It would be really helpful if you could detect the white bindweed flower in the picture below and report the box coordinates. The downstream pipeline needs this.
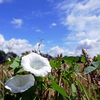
[5,74,35,93]
[21,52,51,77]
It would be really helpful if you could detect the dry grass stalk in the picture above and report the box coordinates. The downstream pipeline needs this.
[82,49,95,83]
[82,49,92,66]
[42,89,55,100]
[82,49,100,99]
[74,80,83,100]
[1,65,4,99]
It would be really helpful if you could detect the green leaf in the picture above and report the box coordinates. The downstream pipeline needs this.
[96,55,100,61]
[74,65,80,72]
[50,58,61,68]
[71,83,76,93]
[14,68,20,75]
[77,72,87,80]
[81,56,86,63]
[5,94,16,100]
[83,96,87,100]
[0,93,3,99]
[84,61,100,74]
[84,66,96,74]
[50,75,69,98]
[17,68,25,73]
[10,61,19,69]
[22,86,37,100]
[74,65,87,80]
[92,61,100,69]
[14,57,21,62]
[50,59,57,68]
[9,57,20,69]
[62,57,73,66]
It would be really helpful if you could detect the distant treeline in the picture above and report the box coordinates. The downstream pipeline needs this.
[0,50,85,64]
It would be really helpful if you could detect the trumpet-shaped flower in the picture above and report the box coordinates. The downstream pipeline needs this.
[21,53,51,77]
[5,74,35,93]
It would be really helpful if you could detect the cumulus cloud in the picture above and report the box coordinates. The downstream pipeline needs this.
[0,0,12,4]
[36,29,42,33]
[0,34,5,50]
[76,32,86,38]
[1,34,99,57]
[0,34,74,57]
[57,0,100,39]
[48,46,74,57]
[11,18,23,28]
[0,34,45,56]
[0,34,5,43]
[48,46,65,56]
[50,23,57,28]
[55,0,100,57]
[0,0,3,3]
[76,39,96,50]
[33,42,45,52]
[75,38,100,57]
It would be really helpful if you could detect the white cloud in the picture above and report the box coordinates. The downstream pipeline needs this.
[0,34,5,50]
[55,0,100,57]
[1,33,99,58]
[50,23,57,28]
[0,34,5,43]
[0,0,12,4]
[11,18,23,28]
[67,31,86,40]
[48,46,78,57]
[76,32,85,38]
[57,0,100,40]
[48,46,68,57]
[76,39,96,50]
[47,40,53,44]
[33,42,45,52]
[75,38,100,57]
[2,38,34,55]
[36,29,42,33]
[0,0,3,3]
[0,34,45,56]
[48,46,65,56]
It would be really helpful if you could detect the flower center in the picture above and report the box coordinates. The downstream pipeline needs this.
[30,60,44,70]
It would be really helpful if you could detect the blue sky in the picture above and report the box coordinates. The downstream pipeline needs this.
[0,0,100,57]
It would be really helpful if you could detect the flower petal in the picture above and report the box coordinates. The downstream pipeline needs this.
[5,74,35,93]
[21,53,51,77]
